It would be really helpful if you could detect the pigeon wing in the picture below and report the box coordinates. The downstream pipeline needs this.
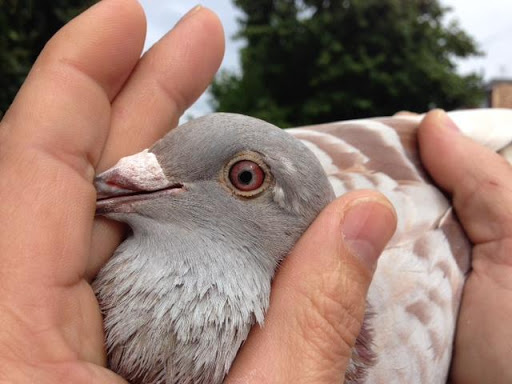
[288,108,512,383]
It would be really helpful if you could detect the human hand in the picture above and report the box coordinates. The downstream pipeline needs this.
[0,1,223,381]
[0,1,397,382]
[418,109,512,383]
[226,191,396,383]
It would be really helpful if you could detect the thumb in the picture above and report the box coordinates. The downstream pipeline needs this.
[225,190,396,383]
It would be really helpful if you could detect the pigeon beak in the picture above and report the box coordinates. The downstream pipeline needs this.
[94,167,170,200]
[94,149,183,214]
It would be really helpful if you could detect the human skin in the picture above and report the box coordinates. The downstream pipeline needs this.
[0,1,395,383]
[418,110,512,384]
[0,1,509,383]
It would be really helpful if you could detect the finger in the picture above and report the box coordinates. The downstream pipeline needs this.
[420,110,512,383]
[226,191,396,383]
[418,109,512,244]
[393,111,419,116]
[87,7,225,279]
[0,0,145,288]
[99,6,224,170]
[13,361,129,384]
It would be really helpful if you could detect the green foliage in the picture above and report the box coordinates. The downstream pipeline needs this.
[0,0,96,116]
[211,0,485,127]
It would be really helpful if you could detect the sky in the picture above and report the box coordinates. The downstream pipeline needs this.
[138,0,512,118]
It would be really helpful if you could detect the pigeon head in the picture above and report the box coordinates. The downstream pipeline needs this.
[95,113,334,277]
[93,113,334,383]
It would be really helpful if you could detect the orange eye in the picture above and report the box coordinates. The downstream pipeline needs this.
[228,160,265,192]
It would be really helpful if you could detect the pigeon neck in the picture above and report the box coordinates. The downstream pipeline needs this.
[94,228,276,383]
[132,225,276,323]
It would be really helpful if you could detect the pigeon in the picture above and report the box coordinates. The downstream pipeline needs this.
[93,113,335,384]
[93,109,512,384]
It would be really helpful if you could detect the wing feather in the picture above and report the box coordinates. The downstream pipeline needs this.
[288,109,512,383]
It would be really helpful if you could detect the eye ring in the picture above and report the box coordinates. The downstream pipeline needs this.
[222,152,272,198]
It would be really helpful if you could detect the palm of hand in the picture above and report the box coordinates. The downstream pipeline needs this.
[0,1,223,382]
[452,191,512,383]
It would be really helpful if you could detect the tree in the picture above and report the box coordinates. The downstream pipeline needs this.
[0,0,97,117]
[210,0,484,127]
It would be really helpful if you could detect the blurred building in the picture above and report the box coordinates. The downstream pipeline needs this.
[487,79,512,108]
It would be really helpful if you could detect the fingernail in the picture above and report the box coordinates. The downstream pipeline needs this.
[177,5,203,25]
[433,109,459,132]
[443,113,460,132]
[342,199,396,272]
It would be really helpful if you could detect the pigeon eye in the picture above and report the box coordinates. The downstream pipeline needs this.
[222,153,271,198]
[229,160,265,192]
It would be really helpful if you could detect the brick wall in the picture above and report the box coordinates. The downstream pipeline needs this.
[488,80,512,108]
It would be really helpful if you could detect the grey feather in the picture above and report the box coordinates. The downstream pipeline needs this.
[93,113,335,383]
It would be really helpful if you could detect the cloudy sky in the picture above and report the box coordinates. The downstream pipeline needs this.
[138,0,512,118]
